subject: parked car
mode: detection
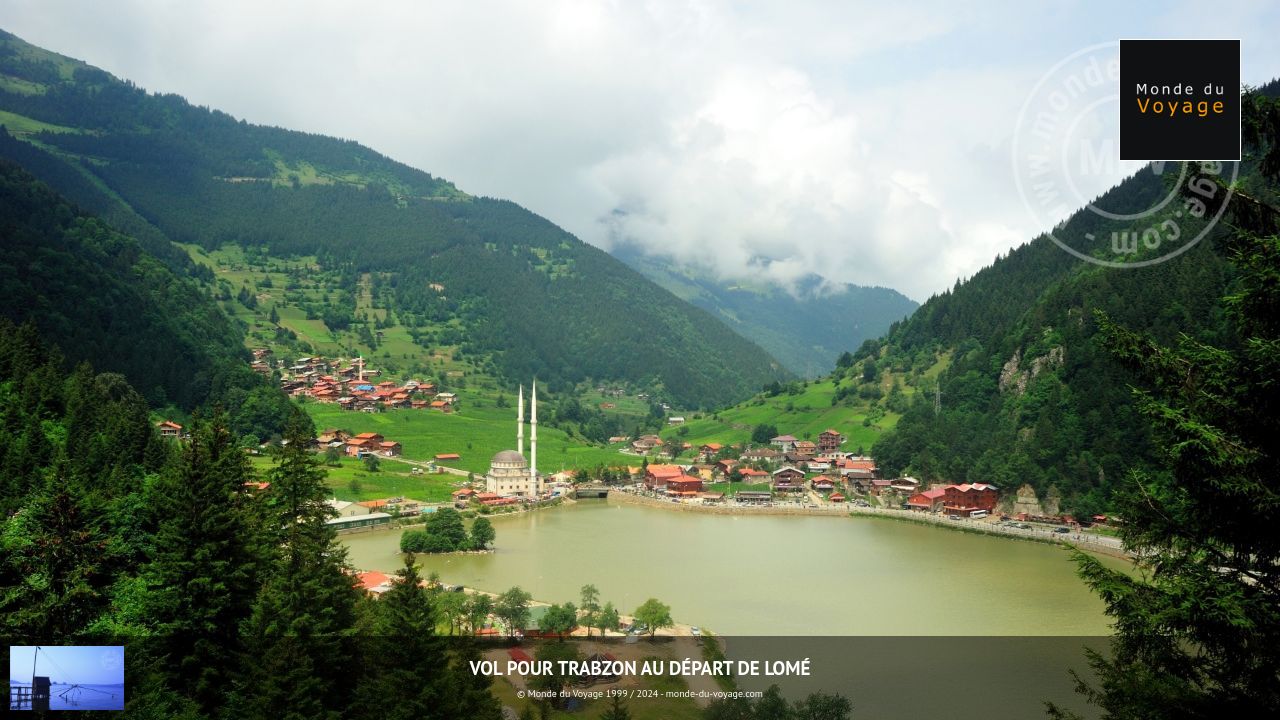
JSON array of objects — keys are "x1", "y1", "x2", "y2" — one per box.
[{"x1": 1054, "y1": 527, "x2": 1071, "y2": 534}]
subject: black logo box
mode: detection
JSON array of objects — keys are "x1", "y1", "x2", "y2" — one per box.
[{"x1": 1120, "y1": 39, "x2": 1241, "y2": 161}]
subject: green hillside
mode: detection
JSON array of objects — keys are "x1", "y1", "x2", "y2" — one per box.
[
  {"x1": 616, "y1": 246, "x2": 919, "y2": 378},
  {"x1": 0, "y1": 160, "x2": 290, "y2": 437},
  {"x1": 0, "y1": 28, "x2": 788, "y2": 410}
]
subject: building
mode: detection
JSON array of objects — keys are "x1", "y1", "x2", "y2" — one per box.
[
  {"x1": 699, "y1": 443, "x2": 724, "y2": 462},
  {"x1": 485, "y1": 383, "x2": 542, "y2": 497},
  {"x1": 157, "y1": 420, "x2": 183, "y2": 439},
  {"x1": 380, "y1": 441, "x2": 402, "y2": 457},
  {"x1": 907, "y1": 488, "x2": 947, "y2": 512},
  {"x1": 644, "y1": 464, "x2": 685, "y2": 491},
  {"x1": 326, "y1": 499, "x2": 372, "y2": 518},
  {"x1": 942, "y1": 483, "x2": 1000, "y2": 516},
  {"x1": 793, "y1": 440, "x2": 817, "y2": 456},
  {"x1": 327, "y1": 512, "x2": 391, "y2": 533},
  {"x1": 811, "y1": 475, "x2": 835, "y2": 492},
  {"x1": 770, "y1": 434, "x2": 798, "y2": 452},
  {"x1": 772, "y1": 466, "x2": 806, "y2": 492},
  {"x1": 665, "y1": 475, "x2": 704, "y2": 497},
  {"x1": 818, "y1": 429, "x2": 844, "y2": 454}
]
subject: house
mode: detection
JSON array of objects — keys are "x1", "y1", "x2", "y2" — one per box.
[
  {"x1": 345, "y1": 438, "x2": 372, "y2": 457},
  {"x1": 644, "y1": 464, "x2": 685, "y2": 491},
  {"x1": 380, "y1": 441, "x2": 402, "y2": 457},
  {"x1": 793, "y1": 440, "x2": 817, "y2": 455},
  {"x1": 818, "y1": 429, "x2": 844, "y2": 454},
  {"x1": 771, "y1": 466, "x2": 806, "y2": 492},
  {"x1": 741, "y1": 447, "x2": 781, "y2": 462},
  {"x1": 631, "y1": 435, "x2": 663, "y2": 453},
  {"x1": 942, "y1": 483, "x2": 1000, "y2": 516},
  {"x1": 327, "y1": 512, "x2": 391, "y2": 533},
  {"x1": 784, "y1": 452, "x2": 815, "y2": 466},
  {"x1": 699, "y1": 443, "x2": 724, "y2": 461},
  {"x1": 665, "y1": 475, "x2": 704, "y2": 497},
  {"x1": 836, "y1": 456, "x2": 877, "y2": 477},
  {"x1": 715, "y1": 458, "x2": 739, "y2": 476},
  {"x1": 907, "y1": 488, "x2": 947, "y2": 513},
  {"x1": 667, "y1": 416, "x2": 686, "y2": 425},
  {"x1": 317, "y1": 428, "x2": 352, "y2": 444},
  {"x1": 829, "y1": 492, "x2": 846, "y2": 503},
  {"x1": 435, "y1": 453, "x2": 461, "y2": 461},
  {"x1": 354, "y1": 571, "x2": 391, "y2": 595},
  {"x1": 326, "y1": 499, "x2": 372, "y2": 518},
  {"x1": 890, "y1": 477, "x2": 921, "y2": 493},
  {"x1": 452, "y1": 488, "x2": 476, "y2": 500},
  {"x1": 353, "y1": 432, "x2": 385, "y2": 445},
  {"x1": 770, "y1": 434, "x2": 798, "y2": 452},
  {"x1": 157, "y1": 420, "x2": 183, "y2": 439},
  {"x1": 869, "y1": 479, "x2": 893, "y2": 495},
  {"x1": 811, "y1": 475, "x2": 835, "y2": 492},
  {"x1": 738, "y1": 468, "x2": 770, "y2": 482}
]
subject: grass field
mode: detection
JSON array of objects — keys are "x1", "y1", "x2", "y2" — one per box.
[
  {"x1": 660, "y1": 378, "x2": 899, "y2": 453},
  {"x1": 0, "y1": 109, "x2": 80, "y2": 135},
  {"x1": 302, "y1": 402, "x2": 638, "y2": 476},
  {"x1": 249, "y1": 453, "x2": 463, "y2": 503}
]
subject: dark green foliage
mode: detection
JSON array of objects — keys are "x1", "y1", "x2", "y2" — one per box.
[
  {"x1": 0, "y1": 161, "x2": 291, "y2": 438},
  {"x1": 0, "y1": 31, "x2": 786, "y2": 409},
  {"x1": 352, "y1": 556, "x2": 454, "y2": 720},
  {"x1": 141, "y1": 410, "x2": 261, "y2": 714},
  {"x1": 751, "y1": 423, "x2": 778, "y2": 445},
  {"x1": 470, "y1": 515, "x2": 495, "y2": 549},
  {"x1": 240, "y1": 410, "x2": 358, "y2": 719},
  {"x1": 496, "y1": 586, "x2": 533, "y2": 636},
  {"x1": 1048, "y1": 90, "x2": 1280, "y2": 720},
  {"x1": 399, "y1": 506, "x2": 481, "y2": 553},
  {"x1": 871, "y1": 81, "x2": 1280, "y2": 514}
]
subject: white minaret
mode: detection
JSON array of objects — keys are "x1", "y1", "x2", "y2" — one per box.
[
  {"x1": 516, "y1": 385, "x2": 525, "y2": 457},
  {"x1": 530, "y1": 381, "x2": 538, "y2": 496}
]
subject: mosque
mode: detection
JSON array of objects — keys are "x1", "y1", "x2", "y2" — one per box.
[{"x1": 485, "y1": 382, "x2": 542, "y2": 497}]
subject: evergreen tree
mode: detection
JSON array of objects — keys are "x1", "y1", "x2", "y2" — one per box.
[
  {"x1": 353, "y1": 555, "x2": 450, "y2": 720},
  {"x1": 142, "y1": 410, "x2": 261, "y2": 714},
  {"x1": 1050, "y1": 93, "x2": 1280, "y2": 719},
  {"x1": 238, "y1": 409, "x2": 358, "y2": 720},
  {"x1": 0, "y1": 469, "x2": 118, "y2": 638}
]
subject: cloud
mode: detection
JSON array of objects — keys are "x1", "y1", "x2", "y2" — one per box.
[{"x1": 2, "y1": 0, "x2": 1278, "y2": 302}]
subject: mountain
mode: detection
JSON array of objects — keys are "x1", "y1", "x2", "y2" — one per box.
[
  {"x1": 0, "y1": 159, "x2": 292, "y2": 438},
  {"x1": 614, "y1": 245, "x2": 918, "y2": 377},
  {"x1": 0, "y1": 29, "x2": 787, "y2": 410},
  {"x1": 669, "y1": 84, "x2": 1280, "y2": 516}
]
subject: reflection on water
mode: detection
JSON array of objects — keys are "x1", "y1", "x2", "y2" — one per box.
[{"x1": 342, "y1": 500, "x2": 1125, "y2": 635}]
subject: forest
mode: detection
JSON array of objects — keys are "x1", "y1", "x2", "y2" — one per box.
[
  {"x1": 857, "y1": 85, "x2": 1280, "y2": 517},
  {"x1": 0, "y1": 162, "x2": 291, "y2": 439},
  {"x1": 0, "y1": 30, "x2": 787, "y2": 409}
]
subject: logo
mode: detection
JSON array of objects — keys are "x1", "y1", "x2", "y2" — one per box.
[{"x1": 1013, "y1": 42, "x2": 1238, "y2": 268}]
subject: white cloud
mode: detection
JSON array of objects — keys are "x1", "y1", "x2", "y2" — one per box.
[{"x1": 1, "y1": 0, "x2": 1278, "y2": 301}]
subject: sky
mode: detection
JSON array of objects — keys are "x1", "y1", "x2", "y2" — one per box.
[
  {"x1": 1, "y1": 1, "x2": 1278, "y2": 301},
  {"x1": 9, "y1": 645, "x2": 125, "y2": 685}
]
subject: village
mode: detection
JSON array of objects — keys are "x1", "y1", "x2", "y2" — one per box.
[{"x1": 253, "y1": 348, "x2": 459, "y2": 413}]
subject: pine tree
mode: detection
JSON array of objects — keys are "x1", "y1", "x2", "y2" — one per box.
[
  {"x1": 142, "y1": 410, "x2": 261, "y2": 714},
  {"x1": 239, "y1": 409, "x2": 358, "y2": 720},
  {"x1": 1051, "y1": 92, "x2": 1280, "y2": 719},
  {"x1": 352, "y1": 555, "x2": 449, "y2": 720}
]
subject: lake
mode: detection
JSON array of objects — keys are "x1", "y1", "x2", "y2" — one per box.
[{"x1": 341, "y1": 499, "x2": 1125, "y2": 635}]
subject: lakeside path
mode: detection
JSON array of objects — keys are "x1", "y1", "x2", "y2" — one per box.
[{"x1": 605, "y1": 488, "x2": 1131, "y2": 559}]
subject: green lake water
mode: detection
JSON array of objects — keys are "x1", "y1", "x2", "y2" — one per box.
[{"x1": 341, "y1": 499, "x2": 1125, "y2": 635}]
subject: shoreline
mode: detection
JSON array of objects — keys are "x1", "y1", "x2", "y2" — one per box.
[{"x1": 603, "y1": 488, "x2": 1133, "y2": 560}]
